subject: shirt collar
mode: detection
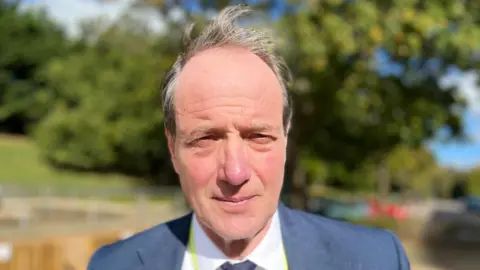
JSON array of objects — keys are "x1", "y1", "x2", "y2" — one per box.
[{"x1": 191, "y1": 210, "x2": 285, "y2": 270}]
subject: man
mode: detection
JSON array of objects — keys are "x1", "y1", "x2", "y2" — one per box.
[{"x1": 88, "y1": 5, "x2": 410, "y2": 270}]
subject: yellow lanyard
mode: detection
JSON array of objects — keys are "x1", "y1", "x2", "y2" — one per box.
[{"x1": 188, "y1": 221, "x2": 289, "y2": 270}]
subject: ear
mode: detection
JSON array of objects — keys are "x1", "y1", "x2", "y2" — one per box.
[{"x1": 166, "y1": 129, "x2": 179, "y2": 173}]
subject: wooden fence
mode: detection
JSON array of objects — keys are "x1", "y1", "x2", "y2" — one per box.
[{"x1": 0, "y1": 229, "x2": 130, "y2": 270}]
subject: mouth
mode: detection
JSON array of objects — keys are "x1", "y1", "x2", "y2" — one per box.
[{"x1": 213, "y1": 195, "x2": 256, "y2": 205}]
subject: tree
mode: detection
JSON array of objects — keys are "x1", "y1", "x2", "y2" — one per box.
[
  {"x1": 465, "y1": 166, "x2": 480, "y2": 196},
  {"x1": 0, "y1": 0, "x2": 70, "y2": 134},
  {"x1": 451, "y1": 175, "x2": 469, "y2": 199},
  {"x1": 34, "y1": 18, "x2": 179, "y2": 184},
  {"x1": 277, "y1": 0, "x2": 478, "y2": 208}
]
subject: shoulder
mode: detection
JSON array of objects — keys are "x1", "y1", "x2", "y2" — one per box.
[
  {"x1": 283, "y1": 207, "x2": 410, "y2": 269},
  {"x1": 87, "y1": 214, "x2": 191, "y2": 270}
]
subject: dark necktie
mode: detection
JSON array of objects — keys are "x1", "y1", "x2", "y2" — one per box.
[{"x1": 220, "y1": 260, "x2": 257, "y2": 270}]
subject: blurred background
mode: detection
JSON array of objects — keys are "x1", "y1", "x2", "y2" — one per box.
[{"x1": 1, "y1": 0, "x2": 480, "y2": 269}]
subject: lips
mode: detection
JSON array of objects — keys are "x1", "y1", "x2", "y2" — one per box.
[{"x1": 214, "y1": 195, "x2": 255, "y2": 203}]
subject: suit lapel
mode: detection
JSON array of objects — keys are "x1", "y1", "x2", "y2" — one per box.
[
  {"x1": 278, "y1": 204, "x2": 361, "y2": 270},
  {"x1": 137, "y1": 213, "x2": 193, "y2": 270}
]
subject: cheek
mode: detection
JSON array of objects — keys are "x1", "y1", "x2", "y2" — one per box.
[
  {"x1": 265, "y1": 151, "x2": 285, "y2": 169},
  {"x1": 251, "y1": 146, "x2": 286, "y2": 184},
  {"x1": 179, "y1": 154, "x2": 216, "y2": 189}
]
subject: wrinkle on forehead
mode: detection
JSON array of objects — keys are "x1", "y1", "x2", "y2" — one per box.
[
  {"x1": 176, "y1": 96, "x2": 268, "y2": 115},
  {"x1": 175, "y1": 46, "x2": 282, "y2": 103}
]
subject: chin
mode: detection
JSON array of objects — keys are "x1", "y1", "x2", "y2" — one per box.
[
  {"x1": 214, "y1": 215, "x2": 268, "y2": 241},
  {"x1": 216, "y1": 225, "x2": 260, "y2": 242}
]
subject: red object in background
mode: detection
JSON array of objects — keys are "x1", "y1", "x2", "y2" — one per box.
[
  {"x1": 368, "y1": 200, "x2": 381, "y2": 217},
  {"x1": 367, "y1": 200, "x2": 408, "y2": 220},
  {"x1": 386, "y1": 204, "x2": 408, "y2": 220}
]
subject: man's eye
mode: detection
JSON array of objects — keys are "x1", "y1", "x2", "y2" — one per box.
[
  {"x1": 199, "y1": 135, "x2": 216, "y2": 141},
  {"x1": 249, "y1": 134, "x2": 273, "y2": 144},
  {"x1": 250, "y1": 133, "x2": 265, "y2": 138},
  {"x1": 185, "y1": 135, "x2": 216, "y2": 148},
  {"x1": 188, "y1": 135, "x2": 217, "y2": 147}
]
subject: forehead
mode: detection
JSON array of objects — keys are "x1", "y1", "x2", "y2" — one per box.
[
  {"x1": 174, "y1": 46, "x2": 283, "y2": 113},
  {"x1": 172, "y1": 46, "x2": 285, "y2": 135}
]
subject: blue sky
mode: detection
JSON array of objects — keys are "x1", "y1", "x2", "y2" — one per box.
[
  {"x1": 20, "y1": 0, "x2": 480, "y2": 170},
  {"x1": 430, "y1": 71, "x2": 480, "y2": 170},
  {"x1": 430, "y1": 111, "x2": 480, "y2": 169}
]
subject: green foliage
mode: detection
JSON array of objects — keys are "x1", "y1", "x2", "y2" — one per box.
[
  {"x1": 0, "y1": 134, "x2": 133, "y2": 189},
  {"x1": 0, "y1": 0, "x2": 70, "y2": 133},
  {"x1": 380, "y1": 146, "x2": 440, "y2": 193},
  {"x1": 276, "y1": 0, "x2": 480, "y2": 194},
  {"x1": 33, "y1": 25, "x2": 178, "y2": 183},
  {"x1": 467, "y1": 168, "x2": 480, "y2": 195}
]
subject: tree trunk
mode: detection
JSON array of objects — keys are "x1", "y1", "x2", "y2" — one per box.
[
  {"x1": 283, "y1": 135, "x2": 308, "y2": 210},
  {"x1": 377, "y1": 161, "x2": 390, "y2": 200},
  {"x1": 291, "y1": 163, "x2": 308, "y2": 210}
]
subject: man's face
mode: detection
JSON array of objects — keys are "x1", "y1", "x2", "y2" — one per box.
[{"x1": 167, "y1": 46, "x2": 287, "y2": 241}]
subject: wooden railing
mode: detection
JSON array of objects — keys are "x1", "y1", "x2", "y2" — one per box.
[{"x1": 0, "y1": 229, "x2": 133, "y2": 270}]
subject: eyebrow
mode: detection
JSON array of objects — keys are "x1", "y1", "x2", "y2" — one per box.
[
  {"x1": 182, "y1": 123, "x2": 280, "y2": 138},
  {"x1": 185, "y1": 126, "x2": 220, "y2": 138},
  {"x1": 243, "y1": 124, "x2": 279, "y2": 132}
]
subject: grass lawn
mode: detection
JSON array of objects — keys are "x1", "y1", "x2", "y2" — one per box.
[{"x1": 0, "y1": 134, "x2": 135, "y2": 191}]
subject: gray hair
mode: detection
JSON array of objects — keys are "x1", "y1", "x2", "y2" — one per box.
[{"x1": 161, "y1": 4, "x2": 292, "y2": 137}]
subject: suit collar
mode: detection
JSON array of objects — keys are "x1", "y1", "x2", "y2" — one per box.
[{"x1": 137, "y1": 212, "x2": 192, "y2": 270}]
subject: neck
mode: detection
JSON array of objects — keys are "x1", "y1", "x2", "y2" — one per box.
[{"x1": 200, "y1": 218, "x2": 273, "y2": 260}]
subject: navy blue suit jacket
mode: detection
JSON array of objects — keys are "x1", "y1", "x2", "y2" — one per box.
[{"x1": 88, "y1": 203, "x2": 410, "y2": 270}]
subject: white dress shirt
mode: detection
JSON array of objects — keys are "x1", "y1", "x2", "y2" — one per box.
[{"x1": 181, "y1": 210, "x2": 287, "y2": 270}]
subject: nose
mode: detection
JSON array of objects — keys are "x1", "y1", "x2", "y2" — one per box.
[{"x1": 220, "y1": 137, "x2": 251, "y2": 186}]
